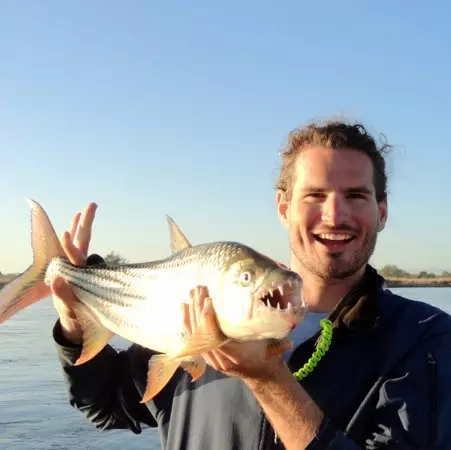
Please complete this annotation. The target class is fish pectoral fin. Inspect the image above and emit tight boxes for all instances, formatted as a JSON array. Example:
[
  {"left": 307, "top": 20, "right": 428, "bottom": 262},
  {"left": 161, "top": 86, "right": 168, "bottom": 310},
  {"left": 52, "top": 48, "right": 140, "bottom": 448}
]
[
  {"left": 72, "top": 304, "right": 114, "bottom": 366},
  {"left": 181, "top": 358, "right": 207, "bottom": 382},
  {"left": 174, "top": 331, "right": 230, "bottom": 359},
  {"left": 141, "top": 354, "right": 181, "bottom": 403},
  {"left": 264, "top": 338, "right": 293, "bottom": 359}
]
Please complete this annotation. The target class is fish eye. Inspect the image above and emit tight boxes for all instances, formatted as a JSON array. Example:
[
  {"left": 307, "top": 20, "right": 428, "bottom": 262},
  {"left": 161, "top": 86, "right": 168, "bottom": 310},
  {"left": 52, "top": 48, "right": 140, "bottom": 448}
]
[{"left": 240, "top": 271, "right": 252, "bottom": 286}]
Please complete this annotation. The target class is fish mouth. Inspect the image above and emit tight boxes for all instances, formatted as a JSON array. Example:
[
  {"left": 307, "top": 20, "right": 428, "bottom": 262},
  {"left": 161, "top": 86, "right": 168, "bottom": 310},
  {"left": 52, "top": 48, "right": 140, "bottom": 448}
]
[{"left": 251, "top": 273, "right": 304, "bottom": 324}]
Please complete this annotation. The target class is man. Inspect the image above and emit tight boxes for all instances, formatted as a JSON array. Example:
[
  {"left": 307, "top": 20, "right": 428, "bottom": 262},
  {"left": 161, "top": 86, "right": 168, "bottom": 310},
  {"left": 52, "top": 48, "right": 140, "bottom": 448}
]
[{"left": 51, "top": 120, "right": 451, "bottom": 449}]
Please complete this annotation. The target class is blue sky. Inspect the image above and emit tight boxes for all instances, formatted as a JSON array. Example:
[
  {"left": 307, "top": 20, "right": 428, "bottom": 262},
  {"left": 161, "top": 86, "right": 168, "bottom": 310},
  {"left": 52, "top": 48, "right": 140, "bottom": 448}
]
[{"left": 1, "top": 1, "right": 450, "bottom": 274}]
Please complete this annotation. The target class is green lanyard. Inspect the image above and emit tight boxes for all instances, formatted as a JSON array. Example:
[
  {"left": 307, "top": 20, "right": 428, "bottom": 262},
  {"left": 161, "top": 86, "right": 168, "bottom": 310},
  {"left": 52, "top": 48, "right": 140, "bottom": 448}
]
[{"left": 292, "top": 319, "right": 333, "bottom": 381}]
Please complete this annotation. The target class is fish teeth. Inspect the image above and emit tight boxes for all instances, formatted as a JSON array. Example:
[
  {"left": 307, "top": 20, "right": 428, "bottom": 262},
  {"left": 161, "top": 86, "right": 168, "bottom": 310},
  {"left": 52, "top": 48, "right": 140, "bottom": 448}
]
[{"left": 278, "top": 285, "right": 284, "bottom": 296}]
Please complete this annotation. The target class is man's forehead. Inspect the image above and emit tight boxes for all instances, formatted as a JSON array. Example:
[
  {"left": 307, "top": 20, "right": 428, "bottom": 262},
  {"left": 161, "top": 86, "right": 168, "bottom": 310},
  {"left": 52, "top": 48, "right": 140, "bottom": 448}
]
[{"left": 294, "top": 146, "right": 374, "bottom": 186}]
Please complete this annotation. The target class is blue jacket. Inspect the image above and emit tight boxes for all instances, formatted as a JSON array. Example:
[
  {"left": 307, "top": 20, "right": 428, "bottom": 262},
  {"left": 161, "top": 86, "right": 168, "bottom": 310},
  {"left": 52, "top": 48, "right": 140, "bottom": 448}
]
[{"left": 53, "top": 264, "right": 451, "bottom": 449}]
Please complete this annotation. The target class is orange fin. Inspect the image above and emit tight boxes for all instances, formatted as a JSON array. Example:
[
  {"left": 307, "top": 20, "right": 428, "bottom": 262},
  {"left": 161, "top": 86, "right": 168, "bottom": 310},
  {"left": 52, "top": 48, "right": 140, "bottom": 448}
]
[
  {"left": 141, "top": 354, "right": 181, "bottom": 403},
  {"left": 0, "top": 199, "right": 65, "bottom": 324},
  {"left": 181, "top": 358, "right": 207, "bottom": 382},
  {"left": 264, "top": 338, "right": 293, "bottom": 359},
  {"left": 172, "top": 330, "right": 229, "bottom": 359},
  {"left": 72, "top": 303, "right": 114, "bottom": 365}
]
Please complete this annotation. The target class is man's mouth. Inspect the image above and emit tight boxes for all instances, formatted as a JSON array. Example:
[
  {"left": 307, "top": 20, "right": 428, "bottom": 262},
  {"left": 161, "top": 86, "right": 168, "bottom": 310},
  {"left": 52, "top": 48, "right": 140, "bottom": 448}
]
[{"left": 313, "top": 232, "right": 356, "bottom": 249}]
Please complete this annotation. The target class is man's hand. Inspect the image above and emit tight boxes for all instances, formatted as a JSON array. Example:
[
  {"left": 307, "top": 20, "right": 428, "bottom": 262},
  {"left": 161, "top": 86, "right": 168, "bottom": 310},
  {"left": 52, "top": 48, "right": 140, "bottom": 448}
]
[
  {"left": 51, "top": 202, "right": 97, "bottom": 345},
  {"left": 184, "top": 285, "right": 292, "bottom": 382},
  {"left": 185, "top": 286, "right": 324, "bottom": 449}
]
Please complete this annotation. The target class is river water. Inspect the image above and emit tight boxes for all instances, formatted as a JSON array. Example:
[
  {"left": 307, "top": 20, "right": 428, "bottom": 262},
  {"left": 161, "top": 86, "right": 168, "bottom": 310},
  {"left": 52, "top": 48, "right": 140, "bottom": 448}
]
[{"left": 1, "top": 287, "right": 450, "bottom": 449}]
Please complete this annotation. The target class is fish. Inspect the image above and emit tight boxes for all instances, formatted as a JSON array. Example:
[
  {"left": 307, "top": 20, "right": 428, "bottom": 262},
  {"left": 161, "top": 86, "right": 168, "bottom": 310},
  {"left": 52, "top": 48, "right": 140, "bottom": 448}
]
[{"left": 0, "top": 199, "right": 306, "bottom": 402}]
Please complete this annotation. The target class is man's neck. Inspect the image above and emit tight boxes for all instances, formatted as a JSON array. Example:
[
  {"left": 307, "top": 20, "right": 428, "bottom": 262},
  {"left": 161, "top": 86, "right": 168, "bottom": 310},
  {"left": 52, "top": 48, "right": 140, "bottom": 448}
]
[{"left": 291, "top": 258, "right": 366, "bottom": 313}]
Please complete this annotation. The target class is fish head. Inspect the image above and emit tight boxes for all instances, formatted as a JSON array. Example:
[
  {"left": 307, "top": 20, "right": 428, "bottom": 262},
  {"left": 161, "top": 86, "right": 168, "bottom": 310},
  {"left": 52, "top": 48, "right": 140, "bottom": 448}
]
[{"left": 213, "top": 245, "right": 306, "bottom": 341}]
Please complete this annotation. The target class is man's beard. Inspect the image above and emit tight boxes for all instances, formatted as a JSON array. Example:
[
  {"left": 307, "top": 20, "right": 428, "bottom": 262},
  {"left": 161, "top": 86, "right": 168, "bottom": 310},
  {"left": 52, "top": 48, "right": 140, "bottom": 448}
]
[{"left": 291, "top": 230, "right": 378, "bottom": 281}]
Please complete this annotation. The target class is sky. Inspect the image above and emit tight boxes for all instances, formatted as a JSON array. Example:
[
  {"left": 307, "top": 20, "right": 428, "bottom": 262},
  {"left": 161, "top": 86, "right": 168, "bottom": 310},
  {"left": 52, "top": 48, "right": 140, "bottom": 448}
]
[{"left": 1, "top": 1, "right": 450, "bottom": 274}]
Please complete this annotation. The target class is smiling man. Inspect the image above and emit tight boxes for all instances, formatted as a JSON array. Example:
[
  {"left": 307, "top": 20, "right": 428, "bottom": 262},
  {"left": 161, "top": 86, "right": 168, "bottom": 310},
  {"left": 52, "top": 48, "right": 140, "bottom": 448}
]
[{"left": 51, "top": 120, "right": 451, "bottom": 449}]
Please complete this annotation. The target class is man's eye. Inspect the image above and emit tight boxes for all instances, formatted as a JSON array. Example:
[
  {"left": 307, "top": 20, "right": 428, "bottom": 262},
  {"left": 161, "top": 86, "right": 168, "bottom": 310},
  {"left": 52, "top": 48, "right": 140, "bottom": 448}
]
[
  {"left": 306, "top": 193, "right": 324, "bottom": 199},
  {"left": 347, "top": 193, "right": 367, "bottom": 200}
]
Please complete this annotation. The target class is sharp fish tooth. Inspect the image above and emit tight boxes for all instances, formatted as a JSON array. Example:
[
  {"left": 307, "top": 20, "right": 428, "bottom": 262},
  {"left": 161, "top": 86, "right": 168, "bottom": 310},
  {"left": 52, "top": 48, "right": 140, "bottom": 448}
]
[
  {"left": 287, "top": 279, "right": 292, "bottom": 287},
  {"left": 277, "top": 302, "right": 280, "bottom": 310},
  {"left": 286, "top": 302, "right": 292, "bottom": 311},
  {"left": 278, "top": 285, "right": 284, "bottom": 296}
]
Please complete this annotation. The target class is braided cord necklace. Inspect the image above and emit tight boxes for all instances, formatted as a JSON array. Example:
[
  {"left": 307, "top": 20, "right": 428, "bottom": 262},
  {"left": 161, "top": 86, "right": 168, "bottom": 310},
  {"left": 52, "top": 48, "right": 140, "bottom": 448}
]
[
  {"left": 292, "top": 318, "right": 334, "bottom": 381},
  {"left": 273, "top": 319, "right": 334, "bottom": 445}
]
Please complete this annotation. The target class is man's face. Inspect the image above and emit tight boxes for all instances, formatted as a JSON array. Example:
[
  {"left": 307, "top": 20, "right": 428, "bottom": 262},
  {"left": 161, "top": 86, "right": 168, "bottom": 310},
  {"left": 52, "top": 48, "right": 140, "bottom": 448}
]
[{"left": 277, "top": 146, "right": 387, "bottom": 281}]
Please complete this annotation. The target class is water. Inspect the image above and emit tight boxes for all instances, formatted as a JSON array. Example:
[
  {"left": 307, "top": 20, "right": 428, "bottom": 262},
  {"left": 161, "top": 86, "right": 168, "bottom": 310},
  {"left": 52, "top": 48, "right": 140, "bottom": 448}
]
[
  {"left": 1, "top": 288, "right": 450, "bottom": 449},
  {"left": 0, "top": 299, "right": 160, "bottom": 450}
]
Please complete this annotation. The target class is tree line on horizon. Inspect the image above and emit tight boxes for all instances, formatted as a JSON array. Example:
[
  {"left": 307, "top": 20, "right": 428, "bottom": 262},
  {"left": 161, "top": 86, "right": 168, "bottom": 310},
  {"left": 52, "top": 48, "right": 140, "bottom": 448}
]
[
  {"left": 379, "top": 264, "right": 451, "bottom": 279},
  {"left": 0, "top": 252, "right": 128, "bottom": 277},
  {"left": 1, "top": 256, "right": 449, "bottom": 280}
]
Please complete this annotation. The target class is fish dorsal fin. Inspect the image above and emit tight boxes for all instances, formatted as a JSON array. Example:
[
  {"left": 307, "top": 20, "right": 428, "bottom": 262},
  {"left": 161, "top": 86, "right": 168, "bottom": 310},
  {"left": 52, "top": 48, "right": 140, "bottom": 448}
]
[{"left": 166, "top": 215, "right": 192, "bottom": 254}]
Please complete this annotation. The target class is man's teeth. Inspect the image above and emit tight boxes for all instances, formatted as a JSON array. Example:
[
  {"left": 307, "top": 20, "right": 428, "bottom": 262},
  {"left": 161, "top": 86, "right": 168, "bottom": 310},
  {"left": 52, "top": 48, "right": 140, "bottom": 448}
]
[{"left": 317, "top": 233, "right": 353, "bottom": 241}]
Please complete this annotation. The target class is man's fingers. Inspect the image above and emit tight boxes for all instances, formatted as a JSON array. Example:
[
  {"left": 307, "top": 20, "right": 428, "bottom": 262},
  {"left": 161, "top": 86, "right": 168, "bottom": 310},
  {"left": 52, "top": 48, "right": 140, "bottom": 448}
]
[
  {"left": 69, "top": 212, "right": 81, "bottom": 241},
  {"left": 182, "top": 303, "right": 192, "bottom": 336},
  {"left": 213, "top": 347, "right": 240, "bottom": 366},
  {"left": 203, "top": 351, "right": 222, "bottom": 371},
  {"left": 51, "top": 276, "right": 78, "bottom": 308},
  {"left": 189, "top": 288, "right": 198, "bottom": 332},
  {"left": 74, "top": 202, "right": 97, "bottom": 256},
  {"left": 193, "top": 286, "right": 207, "bottom": 327},
  {"left": 61, "top": 231, "right": 86, "bottom": 266}
]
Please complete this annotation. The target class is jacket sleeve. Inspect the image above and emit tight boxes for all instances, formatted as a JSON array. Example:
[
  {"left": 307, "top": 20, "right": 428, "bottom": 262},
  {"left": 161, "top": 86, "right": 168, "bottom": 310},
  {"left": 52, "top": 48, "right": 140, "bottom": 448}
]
[
  {"left": 306, "top": 330, "right": 451, "bottom": 449},
  {"left": 53, "top": 320, "right": 158, "bottom": 433}
]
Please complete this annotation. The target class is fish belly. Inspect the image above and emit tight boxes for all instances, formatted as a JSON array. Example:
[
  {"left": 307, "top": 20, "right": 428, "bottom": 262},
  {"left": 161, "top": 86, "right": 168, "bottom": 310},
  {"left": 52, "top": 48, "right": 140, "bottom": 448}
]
[{"left": 71, "top": 278, "right": 190, "bottom": 356}]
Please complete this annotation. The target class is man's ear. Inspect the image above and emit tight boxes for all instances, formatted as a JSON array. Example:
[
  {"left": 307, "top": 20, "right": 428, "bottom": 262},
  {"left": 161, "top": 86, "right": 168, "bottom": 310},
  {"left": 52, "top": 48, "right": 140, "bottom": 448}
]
[
  {"left": 276, "top": 190, "right": 289, "bottom": 229},
  {"left": 377, "top": 199, "right": 388, "bottom": 232}
]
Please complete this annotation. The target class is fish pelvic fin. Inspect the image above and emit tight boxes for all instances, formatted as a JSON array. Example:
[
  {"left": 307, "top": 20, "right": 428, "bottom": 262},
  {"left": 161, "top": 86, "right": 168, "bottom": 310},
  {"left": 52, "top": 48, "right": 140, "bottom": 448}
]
[
  {"left": 181, "top": 357, "right": 206, "bottom": 382},
  {"left": 0, "top": 198, "right": 66, "bottom": 324},
  {"left": 264, "top": 338, "right": 293, "bottom": 359},
  {"left": 141, "top": 354, "right": 182, "bottom": 403},
  {"left": 166, "top": 215, "right": 192, "bottom": 254},
  {"left": 141, "top": 354, "right": 206, "bottom": 403},
  {"left": 72, "top": 303, "right": 114, "bottom": 366}
]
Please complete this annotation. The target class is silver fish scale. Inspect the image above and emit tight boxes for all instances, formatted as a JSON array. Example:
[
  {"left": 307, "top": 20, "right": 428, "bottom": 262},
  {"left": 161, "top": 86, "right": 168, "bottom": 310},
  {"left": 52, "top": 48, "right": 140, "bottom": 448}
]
[{"left": 47, "top": 242, "right": 248, "bottom": 330}]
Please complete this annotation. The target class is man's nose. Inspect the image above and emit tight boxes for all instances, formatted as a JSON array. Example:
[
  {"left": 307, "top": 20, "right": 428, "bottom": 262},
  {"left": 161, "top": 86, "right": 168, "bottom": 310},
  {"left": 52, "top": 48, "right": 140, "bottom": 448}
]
[{"left": 321, "top": 194, "right": 349, "bottom": 226}]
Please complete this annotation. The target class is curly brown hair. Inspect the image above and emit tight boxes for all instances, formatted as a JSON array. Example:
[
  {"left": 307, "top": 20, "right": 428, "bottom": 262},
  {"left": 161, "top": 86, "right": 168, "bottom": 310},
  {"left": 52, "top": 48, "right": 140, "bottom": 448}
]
[{"left": 276, "top": 120, "right": 391, "bottom": 202}]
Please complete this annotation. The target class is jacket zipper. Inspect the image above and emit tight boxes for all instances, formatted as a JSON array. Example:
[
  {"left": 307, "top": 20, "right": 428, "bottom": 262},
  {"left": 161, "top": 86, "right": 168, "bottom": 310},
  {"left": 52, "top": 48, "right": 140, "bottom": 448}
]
[{"left": 426, "top": 351, "right": 437, "bottom": 447}]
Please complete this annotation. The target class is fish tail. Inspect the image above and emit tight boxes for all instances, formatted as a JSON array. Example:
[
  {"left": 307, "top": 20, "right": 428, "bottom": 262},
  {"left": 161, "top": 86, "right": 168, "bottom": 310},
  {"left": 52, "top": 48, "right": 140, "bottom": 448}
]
[{"left": 0, "top": 198, "right": 66, "bottom": 323}]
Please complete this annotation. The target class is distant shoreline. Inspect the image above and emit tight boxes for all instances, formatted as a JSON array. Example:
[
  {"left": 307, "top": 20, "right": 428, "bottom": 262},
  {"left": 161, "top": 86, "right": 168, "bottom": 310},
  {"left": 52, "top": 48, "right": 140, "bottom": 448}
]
[
  {"left": 2, "top": 275, "right": 451, "bottom": 290},
  {"left": 385, "top": 277, "right": 451, "bottom": 288},
  {"left": 0, "top": 275, "right": 17, "bottom": 288}
]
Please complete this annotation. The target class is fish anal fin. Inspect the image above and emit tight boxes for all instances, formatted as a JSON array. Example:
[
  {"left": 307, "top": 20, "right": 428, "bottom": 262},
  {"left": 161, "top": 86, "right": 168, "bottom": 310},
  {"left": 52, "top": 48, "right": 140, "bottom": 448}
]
[
  {"left": 181, "top": 358, "right": 207, "bottom": 382},
  {"left": 166, "top": 215, "right": 192, "bottom": 254},
  {"left": 72, "top": 304, "right": 114, "bottom": 366},
  {"left": 174, "top": 330, "right": 229, "bottom": 359},
  {"left": 141, "top": 354, "right": 181, "bottom": 403},
  {"left": 174, "top": 299, "right": 229, "bottom": 359},
  {"left": 264, "top": 338, "right": 293, "bottom": 359}
]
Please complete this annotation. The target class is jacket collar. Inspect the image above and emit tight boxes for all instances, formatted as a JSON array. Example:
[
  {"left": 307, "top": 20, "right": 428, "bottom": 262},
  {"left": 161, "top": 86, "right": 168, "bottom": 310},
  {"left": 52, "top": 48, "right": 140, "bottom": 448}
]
[{"left": 327, "top": 264, "right": 385, "bottom": 333}]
